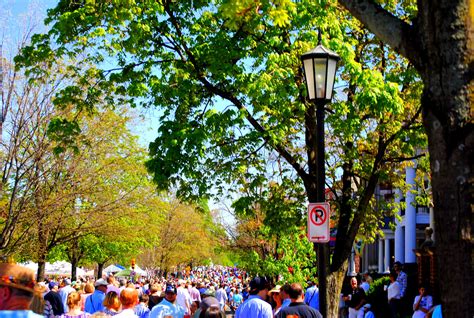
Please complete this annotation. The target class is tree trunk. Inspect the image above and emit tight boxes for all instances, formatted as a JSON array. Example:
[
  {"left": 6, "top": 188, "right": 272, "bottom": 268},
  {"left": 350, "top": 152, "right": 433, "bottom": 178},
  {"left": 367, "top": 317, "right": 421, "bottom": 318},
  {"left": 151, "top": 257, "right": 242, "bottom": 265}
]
[
  {"left": 326, "top": 260, "right": 349, "bottom": 318},
  {"left": 337, "top": 0, "right": 473, "bottom": 316},
  {"left": 422, "top": 82, "right": 473, "bottom": 316},
  {"left": 97, "top": 262, "right": 104, "bottom": 279},
  {"left": 37, "top": 261, "right": 46, "bottom": 282},
  {"left": 71, "top": 258, "right": 77, "bottom": 281},
  {"left": 417, "top": 1, "right": 473, "bottom": 316}
]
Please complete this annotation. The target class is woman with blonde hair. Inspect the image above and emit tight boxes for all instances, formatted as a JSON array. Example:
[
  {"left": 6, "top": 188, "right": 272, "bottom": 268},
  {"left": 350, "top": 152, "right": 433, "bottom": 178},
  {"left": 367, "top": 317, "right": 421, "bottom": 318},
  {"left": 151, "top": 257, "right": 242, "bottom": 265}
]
[
  {"left": 102, "top": 291, "right": 121, "bottom": 315},
  {"left": 58, "top": 292, "right": 91, "bottom": 318},
  {"left": 30, "top": 283, "right": 47, "bottom": 315},
  {"left": 81, "top": 283, "right": 95, "bottom": 311}
]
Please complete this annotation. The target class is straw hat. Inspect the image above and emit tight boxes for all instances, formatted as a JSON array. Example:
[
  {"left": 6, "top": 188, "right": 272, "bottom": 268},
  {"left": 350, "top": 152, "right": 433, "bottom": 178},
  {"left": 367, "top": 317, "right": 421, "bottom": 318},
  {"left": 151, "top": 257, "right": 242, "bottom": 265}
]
[{"left": 0, "top": 263, "right": 36, "bottom": 293}]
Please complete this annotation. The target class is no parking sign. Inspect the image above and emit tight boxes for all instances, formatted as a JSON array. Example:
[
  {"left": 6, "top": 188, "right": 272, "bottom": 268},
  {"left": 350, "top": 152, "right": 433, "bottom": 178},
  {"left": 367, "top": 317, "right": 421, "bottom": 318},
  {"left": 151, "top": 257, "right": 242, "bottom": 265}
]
[{"left": 307, "top": 202, "right": 330, "bottom": 243}]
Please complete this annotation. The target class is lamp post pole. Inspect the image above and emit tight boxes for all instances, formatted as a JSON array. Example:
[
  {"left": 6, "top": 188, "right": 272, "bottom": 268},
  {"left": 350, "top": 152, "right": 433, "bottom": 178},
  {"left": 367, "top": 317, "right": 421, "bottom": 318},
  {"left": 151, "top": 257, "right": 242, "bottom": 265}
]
[
  {"left": 301, "top": 32, "right": 339, "bottom": 318},
  {"left": 316, "top": 99, "right": 329, "bottom": 317}
]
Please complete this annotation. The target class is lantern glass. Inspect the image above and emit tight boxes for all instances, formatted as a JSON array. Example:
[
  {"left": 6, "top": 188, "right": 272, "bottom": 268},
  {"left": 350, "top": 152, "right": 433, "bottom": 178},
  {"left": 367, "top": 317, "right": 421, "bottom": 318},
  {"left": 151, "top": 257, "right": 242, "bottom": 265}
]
[
  {"left": 303, "top": 58, "right": 315, "bottom": 99},
  {"left": 314, "top": 58, "right": 327, "bottom": 99},
  {"left": 326, "top": 58, "right": 337, "bottom": 100}
]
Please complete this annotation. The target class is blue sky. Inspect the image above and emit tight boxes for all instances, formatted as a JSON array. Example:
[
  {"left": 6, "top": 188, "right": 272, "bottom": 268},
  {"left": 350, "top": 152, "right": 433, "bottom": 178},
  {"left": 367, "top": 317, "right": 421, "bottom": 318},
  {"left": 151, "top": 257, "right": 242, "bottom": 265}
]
[{"left": 1, "top": 0, "right": 161, "bottom": 147}]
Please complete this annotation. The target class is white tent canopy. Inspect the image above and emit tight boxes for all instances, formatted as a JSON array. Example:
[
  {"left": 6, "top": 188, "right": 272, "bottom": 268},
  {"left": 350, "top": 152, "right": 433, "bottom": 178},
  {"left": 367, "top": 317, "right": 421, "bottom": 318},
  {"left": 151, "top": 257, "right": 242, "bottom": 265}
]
[
  {"left": 104, "top": 264, "right": 124, "bottom": 275},
  {"left": 133, "top": 265, "right": 146, "bottom": 276},
  {"left": 20, "top": 261, "right": 87, "bottom": 277}
]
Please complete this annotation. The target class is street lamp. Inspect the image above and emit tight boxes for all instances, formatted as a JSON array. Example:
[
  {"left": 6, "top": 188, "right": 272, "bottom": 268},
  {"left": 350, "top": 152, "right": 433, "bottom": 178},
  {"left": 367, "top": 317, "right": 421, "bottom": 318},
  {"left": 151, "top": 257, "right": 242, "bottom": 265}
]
[
  {"left": 301, "top": 34, "right": 339, "bottom": 318},
  {"left": 301, "top": 37, "right": 340, "bottom": 103}
]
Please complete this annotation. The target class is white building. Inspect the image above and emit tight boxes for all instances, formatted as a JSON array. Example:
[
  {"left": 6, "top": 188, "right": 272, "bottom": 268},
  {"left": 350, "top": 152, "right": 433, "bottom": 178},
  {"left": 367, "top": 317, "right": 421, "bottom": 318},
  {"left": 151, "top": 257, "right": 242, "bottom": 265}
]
[{"left": 349, "top": 164, "right": 434, "bottom": 275}]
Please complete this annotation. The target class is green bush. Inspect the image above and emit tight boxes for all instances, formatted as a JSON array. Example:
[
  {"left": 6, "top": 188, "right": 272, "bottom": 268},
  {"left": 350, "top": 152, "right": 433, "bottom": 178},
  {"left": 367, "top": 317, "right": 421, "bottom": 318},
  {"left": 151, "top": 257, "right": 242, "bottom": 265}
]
[{"left": 367, "top": 276, "right": 390, "bottom": 316}]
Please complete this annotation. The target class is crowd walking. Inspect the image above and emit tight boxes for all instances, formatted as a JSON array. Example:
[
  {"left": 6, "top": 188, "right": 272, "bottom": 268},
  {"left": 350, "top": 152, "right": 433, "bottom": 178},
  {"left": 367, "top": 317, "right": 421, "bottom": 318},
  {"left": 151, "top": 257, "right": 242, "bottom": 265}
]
[{"left": 1, "top": 262, "right": 441, "bottom": 318}]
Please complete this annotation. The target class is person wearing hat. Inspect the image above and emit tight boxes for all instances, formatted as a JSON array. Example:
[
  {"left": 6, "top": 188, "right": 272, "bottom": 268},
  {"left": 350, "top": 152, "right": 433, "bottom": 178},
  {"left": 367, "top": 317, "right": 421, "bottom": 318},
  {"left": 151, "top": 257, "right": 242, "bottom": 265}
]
[
  {"left": 268, "top": 285, "right": 282, "bottom": 315},
  {"left": 149, "top": 284, "right": 185, "bottom": 318},
  {"left": 234, "top": 276, "right": 272, "bottom": 318},
  {"left": 84, "top": 278, "right": 108, "bottom": 314},
  {"left": 361, "top": 303, "right": 374, "bottom": 318},
  {"left": 194, "top": 296, "right": 222, "bottom": 318},
  {"left": 0, "top": 262, "right": 42, "bottom": 316},
  {"left": 44, "top": 281, "right": 66, "bottom": 316}
]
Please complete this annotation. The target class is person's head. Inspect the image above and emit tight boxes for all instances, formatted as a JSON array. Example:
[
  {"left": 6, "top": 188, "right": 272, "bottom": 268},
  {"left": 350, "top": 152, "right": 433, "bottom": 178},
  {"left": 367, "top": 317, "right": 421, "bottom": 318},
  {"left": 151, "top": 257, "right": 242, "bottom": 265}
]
[
  {"left": 84, "top": 282, "right": 95, "bottom": 294},
  {"left": 67, "top": 292, "right": 82, "bottom": 310},
  {"left": 0, "top": 263, "right": 36, "bottom": 310},
  {"left": 418, "top": 285, "right": 427, "bottom": 296},
  {"left": 94, "top": 279, "right": 108, "bottom": 293},
  {"left": 149, "top": 284, "right": 160, "bottom": 294},
  {"left": 164, "top": 284, "right": 177, "bottom": 303},
  {"left": 103, "top": 291, "right": 121, "bottom": 311},
  {"left": 49, "top": 281, "right": 59, "bottom": 292},
  {"left": 362, "top": 303, "right": 371, "bottom": 312},
  {"left": 280, "top": 284, "right": 291, "bottom": 300},
  {"left": 288, "top": 283, "right": 304, "bottom": 301},
  {"left": 107, "top": 275, "right": 115, "bottom": 285},
  {"left": 249, "top": 276, "right": 270, "bottom": 297},
  {"left": 389, "top": 271, "right": 398, "bottom": 282},
  {"left": 30, "top": 283, "right": 47, "bottom": 314},
  {"left": 268, "top": 285, "right": 281, "bottom": 304},
  {"left": 120, "top": 288, "right": 139, "bottom": 309},
  {"left": 203, "top": 306, "right": 226, "bottom": 318},
  {"left": 139, "top": 293, "right": 149, "bottom": 304},
  {"left": 199, "top": 296, "right": 220, "bottom": 318},
  {"left": 350, "top": 277, "right": 358, "bottom": 289},
  {"left": 393, "top": 261, "right": 403, "bottom": 273}
]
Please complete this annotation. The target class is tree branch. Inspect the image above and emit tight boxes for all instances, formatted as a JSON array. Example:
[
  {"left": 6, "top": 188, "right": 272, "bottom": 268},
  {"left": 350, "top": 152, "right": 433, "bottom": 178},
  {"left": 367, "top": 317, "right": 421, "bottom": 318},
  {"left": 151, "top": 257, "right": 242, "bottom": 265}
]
[
  {"left": 338, "top": 0, "right": 421, "bottom": 69},
  {"left": 163, "top": 3, "right": 308, "bottom": 181}
]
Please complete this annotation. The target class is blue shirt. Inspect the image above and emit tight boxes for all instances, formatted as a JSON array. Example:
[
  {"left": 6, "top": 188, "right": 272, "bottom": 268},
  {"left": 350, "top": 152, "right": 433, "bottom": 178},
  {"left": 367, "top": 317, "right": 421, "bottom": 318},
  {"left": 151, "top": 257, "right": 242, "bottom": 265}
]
[
  {"left": 84, "top": 289, "right": 106, "bottom": 314},
  {"left": 281, "top": 298, "right": 291, "bottom": 308},
  {"left": 149, "top": 299, "right": 185, "bottom": 318},
  {"left": 134, "top": 303, "right": 150, "bottom": 318},
  {"left": 396, "top": 271, "right": 407, "bottom": 297},
  {"left": 0, "top": 311, "right": 44, "bottom": 318},
  {"left": 304, "top": 286, "right": 320, "bottom": 310},
  {"left": 235, "top": 295, "right": 272, "bottom": 318}
]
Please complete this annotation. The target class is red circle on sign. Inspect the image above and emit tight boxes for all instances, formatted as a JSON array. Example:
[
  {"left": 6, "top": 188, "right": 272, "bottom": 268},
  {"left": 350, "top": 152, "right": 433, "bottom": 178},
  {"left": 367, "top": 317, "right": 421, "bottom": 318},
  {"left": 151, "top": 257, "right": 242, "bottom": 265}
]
[{"left": 310, "top": 207, "right": 327, "bottom": 226}]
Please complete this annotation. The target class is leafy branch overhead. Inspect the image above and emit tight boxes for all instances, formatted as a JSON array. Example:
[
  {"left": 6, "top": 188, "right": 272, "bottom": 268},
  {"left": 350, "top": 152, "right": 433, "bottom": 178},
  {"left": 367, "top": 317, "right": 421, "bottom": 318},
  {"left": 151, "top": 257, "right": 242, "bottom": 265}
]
[{"left": 16, "top": 0, "right": 424, "bottom": 201}]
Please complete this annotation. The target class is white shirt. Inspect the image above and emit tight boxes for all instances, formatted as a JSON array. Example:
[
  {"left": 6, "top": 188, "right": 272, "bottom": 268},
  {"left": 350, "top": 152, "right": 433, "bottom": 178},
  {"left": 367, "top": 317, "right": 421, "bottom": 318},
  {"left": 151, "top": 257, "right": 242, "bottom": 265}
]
[
  {"left": 412, "top": 295, "right": 433, "bottom": 318},
  {"left": 176, "top": 287, "right": 191, "bottom": 314},
  {"left": 387, "top": 281, "right": 401, "bottom": 301},
  {"left": 115, "top": 308, "right": 138, "bottom": 318},
  {"left": 215, "top": 288, "right": 228, "bottom": 307}
]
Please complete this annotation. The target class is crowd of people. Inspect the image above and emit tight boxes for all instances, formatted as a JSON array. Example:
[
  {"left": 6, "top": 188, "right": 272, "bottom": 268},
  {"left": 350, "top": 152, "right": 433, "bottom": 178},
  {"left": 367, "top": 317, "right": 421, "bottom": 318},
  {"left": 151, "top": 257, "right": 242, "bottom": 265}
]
[{"left": 1, "top": 262, "right": 442, "bottom": 318}]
